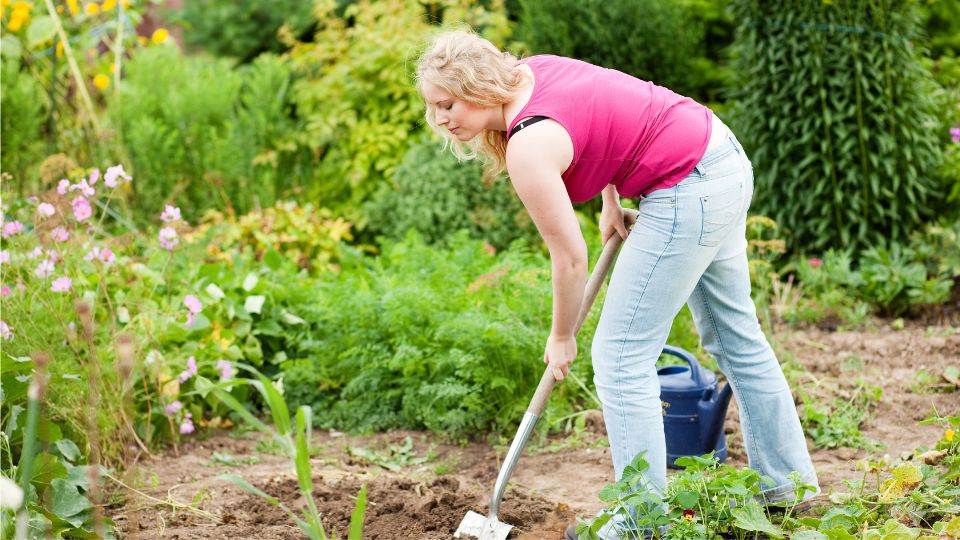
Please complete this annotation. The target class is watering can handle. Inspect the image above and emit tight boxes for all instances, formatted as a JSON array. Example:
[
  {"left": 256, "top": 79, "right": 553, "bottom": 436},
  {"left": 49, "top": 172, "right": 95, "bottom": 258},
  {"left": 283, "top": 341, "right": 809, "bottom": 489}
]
[
  {"left": 527, "top": 209, "right": 638, "bottom": 416},
  {"left": 660, "top": 345, "right": 708, "bottom": 387}
]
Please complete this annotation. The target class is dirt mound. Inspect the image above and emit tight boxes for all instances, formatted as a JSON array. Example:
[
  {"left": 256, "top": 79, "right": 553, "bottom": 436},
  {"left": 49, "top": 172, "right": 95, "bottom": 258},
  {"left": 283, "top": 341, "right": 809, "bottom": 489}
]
[{"left": 232, "top": 474, "right": 572, "bottom": 539}]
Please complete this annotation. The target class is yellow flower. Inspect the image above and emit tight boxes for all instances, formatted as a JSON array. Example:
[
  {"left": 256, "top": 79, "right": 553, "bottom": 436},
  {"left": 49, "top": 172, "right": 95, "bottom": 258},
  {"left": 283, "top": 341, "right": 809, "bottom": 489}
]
[
  {"left": 56, "top": 4, "right": 62, "bottom": 12},
  {"left": 101, "top": 0, "right": 114, "bottom": 9},
  {"left": 93, "top": 74, "right": 110, "bottom": 90},
  {"left": 56, "top": 41, "right": 64, "bottom": 58},
  {"left": 151, "top": 27, "right": 168, "bottom": 44},
  {"left": 137, "top": 35, "right": 147, "bottom": 46},
  {"left": 84, "top": 2, "right": 98, "bottom": 15},
  {"left": 1, "top": 0, "right": 10, "bottom": 9},
  {"left": 67, "top": 0, "right": 78, "bottom": 14},
  {"left": 947, "top": 429, "right": 955, "bottom": 442},
  {"left": 7, "top": 14, "right": 24, "bottom": 31}
]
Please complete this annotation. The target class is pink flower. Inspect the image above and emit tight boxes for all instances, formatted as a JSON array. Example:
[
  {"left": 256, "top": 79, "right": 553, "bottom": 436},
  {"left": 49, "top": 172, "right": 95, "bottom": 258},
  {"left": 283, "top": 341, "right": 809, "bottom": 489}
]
[
  {"left": 51, "top": 276, "right": 72, "bottom": 292},
  {"left": 216, "top": 359, "right": 235, "bottom": 380},
  {"left": 27, "top": 247, "right": 43, "bottom": 259},
  {"left": 71, "top": 197, "right": 92, "bottom": 222},
  {"left": 808, "top": 258, "right": 822, "bottom": 269},
  {"left": 2, "top": 221, "right": 24, "bottom": 238},
  {"left": 45, "top": 249, "right": 60, "bottom": 263},
  {"left": 160, "top": 204, "right": 182, "bottom": 223},
  {"left": 84, "top": 246, "right": 115, "bottom": 264},
  {"left": 1, "top": 286, "right": 10, "bottom": 297},
  {"left": 158, "top": 226, "right": 179, "bottom": 251},
  {"left": 178, "top": 356, "right": 198, "bottom": 383},
  {"left": 37, "top": 203, "right": 56, "bottom": 218},
  {"left": 70, "top": 179, "right": 95, "bottom": 197},
  {"left": 0, "top": 321, "right": 12, "bottom": 341},
  {"left": 104, "top": 164, "right": 132, "bottom": 188},
  {"left": 0, "top": 250, "right": 8, "bottom": 264},
  {"left": 51, "top": 227, "right": 70, "bottom": 242},
  {"left": 57, "top": 179, "right": 71, "bottom": 195},
  {"left": 35, "top": 259, "right": 55, "bottom": 278},
  {"left": 951, "top": 127, "right": 960, "bottom": 144},
  {"left": 165, "top": 400, "right": 183, "bottom": 416},
  {"left": 179, "top": 412, "right": 194, "bottom": 434},
  {"left": 184, "top": 295, "right": 202, "bottom": 314},
  {"left": 89, "top": 168, "right": 100, "bottom": 185}
]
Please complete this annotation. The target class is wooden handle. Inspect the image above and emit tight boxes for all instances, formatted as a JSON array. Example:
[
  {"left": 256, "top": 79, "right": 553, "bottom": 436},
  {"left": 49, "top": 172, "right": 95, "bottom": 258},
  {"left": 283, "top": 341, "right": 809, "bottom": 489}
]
[{"left": 527, "top": 208, "right": 637, "bottom": 416}]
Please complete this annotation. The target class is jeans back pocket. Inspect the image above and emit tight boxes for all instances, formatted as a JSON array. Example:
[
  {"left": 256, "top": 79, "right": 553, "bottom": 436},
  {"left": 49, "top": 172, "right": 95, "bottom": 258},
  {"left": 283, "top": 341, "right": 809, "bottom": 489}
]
[{"left": 698, "top": 181, "right": 743, "bottom": 247}]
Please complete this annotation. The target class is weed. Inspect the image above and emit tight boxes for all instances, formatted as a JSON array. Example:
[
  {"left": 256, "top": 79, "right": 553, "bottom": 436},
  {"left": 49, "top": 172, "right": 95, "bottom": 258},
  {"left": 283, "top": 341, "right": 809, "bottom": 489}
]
[
  {"left": 207, "top": 452, "right": 261, "bottom": 467},
  {"left": 800, "top": 380, "right": 883, "bottom": 450},
  {"left": 347, "top": 436, "right": 430, "bottom": 472}
]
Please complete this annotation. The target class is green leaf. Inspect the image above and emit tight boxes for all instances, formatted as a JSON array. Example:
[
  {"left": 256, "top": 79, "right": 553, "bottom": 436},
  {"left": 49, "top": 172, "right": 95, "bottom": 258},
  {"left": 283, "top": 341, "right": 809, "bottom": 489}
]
[
  {"left": 27, "top": 16, "right": 56, "bottom": 48},
  {"left": 0, "top": 35, "right": 22, "bottom": 59},
  {"left": 54, "top": 439, "right": 81, "bottom": 464},
  {"left": 244, "top": 295, "right": 265, "bottom": 314},
  {"left": 210, "top": 387, "right": 292, "bottom": 454},
  {"left": 348, "top": 483, "right": 367, "bottom": 540},
  {"left": 264, "top": 249, "right": 284, "bottom": 271},
  {"left": 50, "top": 478, "right": 92, "bottom": 528},
  {"left": 598, "top": 483, "right": 620, "bottom": 504},
  {"left": 242, "top": 273, "right": 259, "bottom": 291},
  {"left": 792, "top": 531, "right": 828, "bottom": 540},
  {"left": 674, "top": 491, "right": 699, "bottom": 509},
  {"left": 205, "top": 283, "right": 225, "bottom": 300},
  {"left": 256, "top": 374, "right": 291, "bottom": 437},
  {"left": 731, "top": 499, "right": 783, "bottom": 539}
]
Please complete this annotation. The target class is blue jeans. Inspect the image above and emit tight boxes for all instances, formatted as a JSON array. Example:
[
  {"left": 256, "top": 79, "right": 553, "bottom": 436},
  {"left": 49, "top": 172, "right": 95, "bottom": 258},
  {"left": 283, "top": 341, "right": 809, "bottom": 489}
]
[{"left": 590, "top": 132, "right": 818, "bottom": 533}]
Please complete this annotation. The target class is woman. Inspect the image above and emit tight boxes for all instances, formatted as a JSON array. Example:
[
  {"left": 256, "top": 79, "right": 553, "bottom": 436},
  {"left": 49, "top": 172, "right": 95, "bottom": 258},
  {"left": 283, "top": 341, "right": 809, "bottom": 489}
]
[{"left": 416, "top": 30, "right": 819, "bottom": 538}]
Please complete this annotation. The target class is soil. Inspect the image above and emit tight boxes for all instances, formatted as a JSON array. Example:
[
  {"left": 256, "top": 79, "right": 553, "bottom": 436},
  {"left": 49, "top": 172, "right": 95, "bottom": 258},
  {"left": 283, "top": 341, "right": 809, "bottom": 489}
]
[{"left": 109, "top": 319, "right": 959, "bottom": 539}]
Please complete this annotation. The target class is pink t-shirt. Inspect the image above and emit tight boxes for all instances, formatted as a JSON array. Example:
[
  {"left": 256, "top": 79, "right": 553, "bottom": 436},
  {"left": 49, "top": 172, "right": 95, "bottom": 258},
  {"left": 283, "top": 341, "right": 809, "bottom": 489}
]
[{"left": 506, "top": 55, "right": 712, "bottom": 203}]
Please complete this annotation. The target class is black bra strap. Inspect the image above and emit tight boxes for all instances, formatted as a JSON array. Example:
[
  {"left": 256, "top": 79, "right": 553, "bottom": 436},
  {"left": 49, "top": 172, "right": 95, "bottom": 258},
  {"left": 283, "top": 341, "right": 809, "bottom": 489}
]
[{"left": 508, "top": 115, "right": 550, "bottom": 139}]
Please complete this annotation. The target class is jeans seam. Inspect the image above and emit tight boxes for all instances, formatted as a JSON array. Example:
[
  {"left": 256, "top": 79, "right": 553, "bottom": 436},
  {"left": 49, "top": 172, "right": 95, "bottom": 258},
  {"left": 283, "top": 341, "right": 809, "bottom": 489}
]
[
  {"left": 694, "top": 279, "right": 765, "bottom": 475},
  {"left": 613, "top": 193, "right": 677, "bottom": 471}
]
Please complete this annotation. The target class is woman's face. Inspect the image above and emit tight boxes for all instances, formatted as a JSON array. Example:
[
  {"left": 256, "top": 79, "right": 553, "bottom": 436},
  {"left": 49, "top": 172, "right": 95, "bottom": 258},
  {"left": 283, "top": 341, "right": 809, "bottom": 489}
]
[{"left": 421, "top": 81, "right": 489, "bottom": 142}]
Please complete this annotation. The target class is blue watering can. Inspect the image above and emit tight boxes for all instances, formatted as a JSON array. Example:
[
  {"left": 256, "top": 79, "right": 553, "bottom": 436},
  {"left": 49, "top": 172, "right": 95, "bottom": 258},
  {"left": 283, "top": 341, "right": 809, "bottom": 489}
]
[{"left": 658, "top": 345, "right": 734, "bottom": 469}]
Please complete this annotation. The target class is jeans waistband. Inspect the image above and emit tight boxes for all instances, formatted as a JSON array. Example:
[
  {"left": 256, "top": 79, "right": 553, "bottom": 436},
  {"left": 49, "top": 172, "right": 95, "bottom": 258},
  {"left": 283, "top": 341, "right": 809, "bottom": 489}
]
[{"left": 697, "top": 131, "right": 742, "bottom": 169}]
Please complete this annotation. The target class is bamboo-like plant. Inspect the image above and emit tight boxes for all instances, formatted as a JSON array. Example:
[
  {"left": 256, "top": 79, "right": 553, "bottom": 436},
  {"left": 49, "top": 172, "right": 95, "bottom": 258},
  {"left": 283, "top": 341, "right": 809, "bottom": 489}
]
[
  {"left": 211, "top": 367, "right": 365, "bottom": 539},
  {"left": 730, "top": 0, "right": 947, "bottom": 253}
]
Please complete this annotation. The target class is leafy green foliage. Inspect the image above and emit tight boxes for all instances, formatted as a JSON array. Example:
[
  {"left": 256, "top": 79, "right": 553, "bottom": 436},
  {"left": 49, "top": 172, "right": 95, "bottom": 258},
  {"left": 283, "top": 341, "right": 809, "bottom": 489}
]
[
  {"left": 174, "top": 0, "right": 314, "bottom": 62},
  {"left": 730, "top": 0, "right": 947, "bottom": 253},
  {"left": 789, "top": 221, "right": 959, "bottom": 322},
  {"left": 365, "top": 136, "right": 537, "bottom": 250},
  {"left": 282, "top": 1, "right": 446, "bottom": 222},
  {"left": 281, "top": 230, "right": 599, "bottom": 435},
  {"left": 799, "top": 380, "right": 882, "bottom": 450},
  {"left": 515, "top": 0, "right": 705, "bottom": 98},
  {"left": 0, "top": 59, "right": 47, "bottom": 195},
  {"left": 111, "top": 47, "right": 305, "bottom": 217}
]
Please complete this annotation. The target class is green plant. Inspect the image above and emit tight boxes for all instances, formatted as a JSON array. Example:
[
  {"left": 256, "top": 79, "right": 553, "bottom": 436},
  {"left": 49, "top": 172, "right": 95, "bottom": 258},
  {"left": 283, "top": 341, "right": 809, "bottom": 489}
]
[
  {"left": 365, "top": 136, "right": 536, "bottom": 251},
  {"left": 730, "top": 0, "right": 947, "bottom": 253},
  {"left": 214, "top": 365, "right": 367, "bottom": 540},
  {"left": 174, "top": 0, "right": 314, "bottom": 62},
  {"left": 515, "top": 0, "right": 705, "bottom": 99},
  {"left": 111, "top": 46, "right": 305, "bottom": 217},
  {"left": 283, "top": 0, "right": 511, "bottom": 224},
  {"left": 799, "top": 380, "right": 882, "bottom": 450},
  {"left": 347, "top": 436, "right": 430, "bottom": 472},
  {"left": 0, "top": 58, "right": 47, "bottom": 195}
]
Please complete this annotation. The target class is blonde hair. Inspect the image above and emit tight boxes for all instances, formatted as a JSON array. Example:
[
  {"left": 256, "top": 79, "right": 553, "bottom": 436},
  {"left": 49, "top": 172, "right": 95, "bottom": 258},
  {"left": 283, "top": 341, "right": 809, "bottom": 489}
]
[{"left": 416, "top": 30, "right": 527, "bottom": 179}]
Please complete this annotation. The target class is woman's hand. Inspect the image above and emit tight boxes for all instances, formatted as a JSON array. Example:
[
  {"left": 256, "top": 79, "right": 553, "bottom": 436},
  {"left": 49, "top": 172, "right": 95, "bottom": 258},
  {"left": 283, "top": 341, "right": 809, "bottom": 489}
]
[
  {"left": 544, "top": 333, "right": 577, "bottom": 380},
  {"left": 599, "top": 200, "right": 630, "bottom": 245},
  {"left": 599, "top": 184, "right": 636, "bottom": 244}
]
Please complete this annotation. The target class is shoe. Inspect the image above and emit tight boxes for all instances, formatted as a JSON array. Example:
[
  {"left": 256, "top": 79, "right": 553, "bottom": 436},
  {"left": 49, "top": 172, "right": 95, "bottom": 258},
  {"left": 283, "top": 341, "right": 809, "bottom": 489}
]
[{"left": 766, "top": 495, "right": 820, "bottom": 514}]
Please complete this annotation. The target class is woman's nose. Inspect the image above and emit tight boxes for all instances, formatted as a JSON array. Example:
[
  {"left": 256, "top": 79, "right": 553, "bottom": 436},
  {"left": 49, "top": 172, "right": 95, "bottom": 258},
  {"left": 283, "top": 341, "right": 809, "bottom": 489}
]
[{"left": 436, "top": 111, "right": 448, "bottom": 125}]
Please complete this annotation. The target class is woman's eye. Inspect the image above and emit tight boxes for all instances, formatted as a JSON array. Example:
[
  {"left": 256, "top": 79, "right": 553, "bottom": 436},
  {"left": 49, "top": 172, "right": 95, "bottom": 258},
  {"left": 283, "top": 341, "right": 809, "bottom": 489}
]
[{"left": 444, "top": 103, "right": 453, "bottom": 110}]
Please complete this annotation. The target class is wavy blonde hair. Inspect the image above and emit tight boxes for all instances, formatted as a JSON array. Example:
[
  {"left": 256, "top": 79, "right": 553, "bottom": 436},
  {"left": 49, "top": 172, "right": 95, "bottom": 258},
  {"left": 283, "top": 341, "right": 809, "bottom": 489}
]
[{"left": 416, "top": 30, "right": 527, "bottom": 179}]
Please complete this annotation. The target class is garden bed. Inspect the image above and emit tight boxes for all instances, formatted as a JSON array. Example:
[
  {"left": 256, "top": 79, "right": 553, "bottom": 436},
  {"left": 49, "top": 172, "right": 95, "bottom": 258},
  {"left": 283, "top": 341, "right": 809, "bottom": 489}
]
[{"left": 109, "top": 320, "right": 958, "bottom": 538}]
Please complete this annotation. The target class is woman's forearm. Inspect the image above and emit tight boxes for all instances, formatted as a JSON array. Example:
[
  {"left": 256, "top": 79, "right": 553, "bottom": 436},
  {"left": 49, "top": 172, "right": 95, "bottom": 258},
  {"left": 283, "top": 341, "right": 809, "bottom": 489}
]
[{"left": 550, "top": 252, "right": 588, "bottom": 338}]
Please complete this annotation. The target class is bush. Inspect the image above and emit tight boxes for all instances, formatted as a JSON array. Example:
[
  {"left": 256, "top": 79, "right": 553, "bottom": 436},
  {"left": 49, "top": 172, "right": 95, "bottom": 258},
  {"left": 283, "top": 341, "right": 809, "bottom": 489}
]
[
  {"left": 110, "top": 46, "right": 305, "bottom": 217},
  {"left": 1, "top": 59, "right": 47, "bottom": 194},
  {"left": 281, "top": 231, "right": 595, "bottom": 435},
  {"left": 730, "top": 0, "right": 947, "bottom": 253},
  {"left": 175, "top": 0, "right": 314, "bottom": 62},
  {"left": 365, "top": 137, "right": 537, "bottom": 251},
  {"left": 514, "top": 0, "right": 705, "bottom": 98}
]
